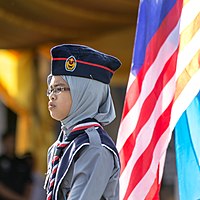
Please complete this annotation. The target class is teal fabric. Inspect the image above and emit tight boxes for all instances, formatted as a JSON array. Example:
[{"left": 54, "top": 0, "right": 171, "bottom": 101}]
[{"left": 175, "top": 92, "right": 200, "bottom": 200}]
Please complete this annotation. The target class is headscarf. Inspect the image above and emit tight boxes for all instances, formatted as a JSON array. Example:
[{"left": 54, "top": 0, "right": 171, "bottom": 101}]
[{"left": 47, "top": 75, "right": 116, "bottom": 130}]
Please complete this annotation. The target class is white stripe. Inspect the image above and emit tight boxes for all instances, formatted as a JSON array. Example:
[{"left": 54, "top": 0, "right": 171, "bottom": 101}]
[
  {"left": 126, "top": 73, "right": 136, "bottom": 91},
  {"left": 116, "top": 20, "right": 180, "bottom": 151},
  {"left": 72, "top": 121, "right": 101, "bottom": 129},
  {"left": 171, "top": 69, "right": 200, "bottom": 130},
  {"left": 159, "top": 151, "right": 167, "bottom": 184},
  {"left": 120, "top": 72, "right": 176, "bottom": 199},
  {"left": 179, "top": 0, "right": 200, "bottom": 33},
  {"left": 176, "top": 29, "right": 200, "bottom": 77}
]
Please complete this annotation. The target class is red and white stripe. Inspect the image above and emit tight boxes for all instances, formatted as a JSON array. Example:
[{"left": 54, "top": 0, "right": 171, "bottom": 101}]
[{"left": 71, "top": 121, "right": 102, "bottom": 132}]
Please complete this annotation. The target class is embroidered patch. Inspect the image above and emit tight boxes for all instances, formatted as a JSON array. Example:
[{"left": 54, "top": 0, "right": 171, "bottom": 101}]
[{"left": 65, "top": 56, "right": 77, "bottom": 71}]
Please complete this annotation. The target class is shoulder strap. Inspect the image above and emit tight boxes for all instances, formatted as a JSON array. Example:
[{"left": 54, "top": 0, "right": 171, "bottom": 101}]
[{"left": 85, "top": 127, "right": 102, "bottom": 146}]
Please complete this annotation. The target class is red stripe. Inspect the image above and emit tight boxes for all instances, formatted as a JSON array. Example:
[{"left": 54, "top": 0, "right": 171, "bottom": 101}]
[
  {"left": 57, "top": 143, "right": 69, "bottom": 148},
  {"left": 123, "top": 101, "right": 173, "bottom": 200},
  {"left": 145, "top": 167, "right": 160, "bottom": 200},
  {"left": 121, "top": 0, "right": 183, "bottom": 121},
  {"left": 52, "top": 167, "right": 58, "bottom": 174},
  {"left": 119, "top": 50, "right": 178, "bottom": 174},
  {"left": 47, "top": 194, "right": 52, "bottom": 200},
  {"left": 50, "top": 179, "right": 55, "bottom": 187},
  {"left": 52, "top": 156, "right": 59, "bottom": 163},
  {"left": 77, "top": 60, "right": 114, "bottom": 73},
  {"left": 71, "top": 124, "right": 102, "bottom": 133},
  {"left": 52, "top": 58, "right": 114, "bottom": 73},
  {"left": 52, "top": 58, "right": 66, "bottom": 60}
]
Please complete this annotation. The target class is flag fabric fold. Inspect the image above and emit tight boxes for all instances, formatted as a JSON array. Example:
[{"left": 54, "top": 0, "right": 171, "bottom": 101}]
[{"left": 116, "top": 0, "right": 200, "bottom": 199}]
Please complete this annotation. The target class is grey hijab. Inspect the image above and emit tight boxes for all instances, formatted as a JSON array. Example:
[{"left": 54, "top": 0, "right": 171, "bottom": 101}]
[{"left": 48, "top": 75, "right": 116, "bottom": 129}]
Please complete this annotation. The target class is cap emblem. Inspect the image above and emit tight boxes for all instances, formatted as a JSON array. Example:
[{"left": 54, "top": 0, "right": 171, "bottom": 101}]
[{"left": 65, "top": 56, "right": 76, "bottom": 71}]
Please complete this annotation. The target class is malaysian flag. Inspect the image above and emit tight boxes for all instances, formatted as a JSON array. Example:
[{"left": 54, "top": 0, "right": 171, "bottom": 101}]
[{"left": 116, "top": 0, "right": 200, "bottom": 199}]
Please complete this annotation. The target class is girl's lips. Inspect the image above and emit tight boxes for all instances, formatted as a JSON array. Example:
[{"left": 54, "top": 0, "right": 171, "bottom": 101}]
[{"left": 48, "top": 102, "right": 56, "bottom": 110}]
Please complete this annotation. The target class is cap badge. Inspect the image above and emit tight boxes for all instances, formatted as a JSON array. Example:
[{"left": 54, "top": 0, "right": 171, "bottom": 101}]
[{"left": 65, "top": 56, "right": 76, "bottom": 71}]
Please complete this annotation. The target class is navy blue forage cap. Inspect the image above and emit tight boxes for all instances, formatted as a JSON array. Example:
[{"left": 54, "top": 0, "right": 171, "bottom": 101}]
[{"left": 50, "top": 44, "right": 121, "bottom": 84}]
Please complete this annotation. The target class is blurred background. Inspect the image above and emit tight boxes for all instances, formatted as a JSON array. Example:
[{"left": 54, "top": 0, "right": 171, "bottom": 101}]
[{"left": 0, "top": 0, "right": 178, "bottom": 199}]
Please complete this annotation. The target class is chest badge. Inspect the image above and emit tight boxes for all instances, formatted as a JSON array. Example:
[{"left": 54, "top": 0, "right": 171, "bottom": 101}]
[{"left": 65, "top": 56, "right": 77, "bottom": 72}]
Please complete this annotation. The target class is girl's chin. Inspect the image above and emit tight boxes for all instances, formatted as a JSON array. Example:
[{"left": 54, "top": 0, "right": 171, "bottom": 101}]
[
  {"left": 49, "top": 111, "right": 68, "bottom": 121},
  {"left": 50, "top": 112, "right": 62, "bottom": 121}
]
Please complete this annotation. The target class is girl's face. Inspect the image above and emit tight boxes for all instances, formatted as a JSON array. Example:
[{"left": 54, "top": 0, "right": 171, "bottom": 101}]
[{"left": 47, "top": 76, "right": 72, "bottom": 121}]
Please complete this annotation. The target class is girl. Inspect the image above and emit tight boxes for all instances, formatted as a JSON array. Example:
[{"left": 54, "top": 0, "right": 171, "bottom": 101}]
[{"left": 44, "top": 44, "right": 121, "bottom": 200}]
